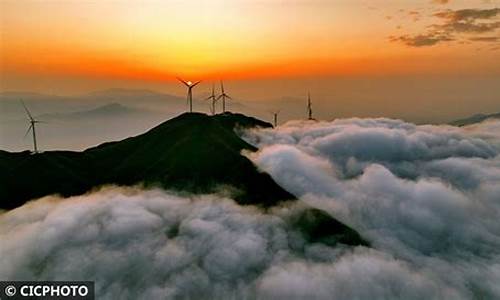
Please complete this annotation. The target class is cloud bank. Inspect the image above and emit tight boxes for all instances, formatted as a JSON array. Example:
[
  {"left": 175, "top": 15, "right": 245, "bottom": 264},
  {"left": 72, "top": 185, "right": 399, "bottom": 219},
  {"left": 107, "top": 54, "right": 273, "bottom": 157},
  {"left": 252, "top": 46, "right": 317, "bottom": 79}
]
[
  {"left": 1, "top": 187, "right": 423, "bottom": 299},
  {"left": 432, "top": 0, "right": 451, "bottom": 4},
  {"left": 1, "top": 118, "right": 500, "bottom": 299},
  {"left": 390, "top": 7, "right": 500, "bottom": 47},
  {"left": 244, "top": 118, "right": 500, "bottom": 299}
]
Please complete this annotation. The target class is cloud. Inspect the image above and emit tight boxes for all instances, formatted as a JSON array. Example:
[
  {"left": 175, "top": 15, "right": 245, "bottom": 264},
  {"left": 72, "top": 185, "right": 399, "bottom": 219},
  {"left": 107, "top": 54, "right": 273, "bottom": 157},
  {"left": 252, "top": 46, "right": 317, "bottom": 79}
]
[
  {"left": 0, "top": 187, "right": 467, "bottom": 299},
  {"left": 432, "top": 0, "right": 451, "bottom": 4},
  {"left": 433, "top": 19, "right": 500, "bottom": 34},
  {"left": 408, "top": 11, "right": 421, "bottom": 22},
  {"left": 389, "top": 33, "right": 454, "bottom": 46},
  {"left": 0, "top": 188, "right": 347, "bottom": 298},
  {"left": 245, "top": 118, "right": 500, "bottom": 299},
  {"left": 2, "top": 118, "right": 500, "bottom": 299},
  {"left": 434, "top": 8, "right": 500, "bottom": 22},
  {"left": 390, "top": 7, "right": 500, "bottom": 47},
  {"left": 469, "top": 36, "right": 499, "bottom": 41},
  {"left": 256, "top": 249, "right": 460, "bottom": 300}
]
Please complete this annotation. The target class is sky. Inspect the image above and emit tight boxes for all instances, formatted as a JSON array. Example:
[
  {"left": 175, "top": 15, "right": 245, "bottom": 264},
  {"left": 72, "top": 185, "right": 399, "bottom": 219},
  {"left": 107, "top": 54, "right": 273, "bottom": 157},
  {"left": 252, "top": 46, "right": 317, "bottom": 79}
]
[{"left": 1, "top": 0, "right": 499, "bottom": 121}]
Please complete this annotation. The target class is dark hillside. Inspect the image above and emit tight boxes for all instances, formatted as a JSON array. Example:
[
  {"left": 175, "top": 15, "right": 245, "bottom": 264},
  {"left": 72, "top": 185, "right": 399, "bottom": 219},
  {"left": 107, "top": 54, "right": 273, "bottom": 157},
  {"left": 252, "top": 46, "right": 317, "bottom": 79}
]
[
  {"left": 0, "top": 113, "right": 289, "bottom": 209},
  {"left": 0, "top": 112, "right": 368, "bottom": 247}
]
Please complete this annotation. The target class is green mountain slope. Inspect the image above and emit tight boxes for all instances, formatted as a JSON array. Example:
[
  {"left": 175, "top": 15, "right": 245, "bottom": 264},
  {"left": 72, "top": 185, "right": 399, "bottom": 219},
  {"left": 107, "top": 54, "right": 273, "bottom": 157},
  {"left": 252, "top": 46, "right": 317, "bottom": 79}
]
[{"left": 0, "top": 112, "right": 292, "bottom": 209}]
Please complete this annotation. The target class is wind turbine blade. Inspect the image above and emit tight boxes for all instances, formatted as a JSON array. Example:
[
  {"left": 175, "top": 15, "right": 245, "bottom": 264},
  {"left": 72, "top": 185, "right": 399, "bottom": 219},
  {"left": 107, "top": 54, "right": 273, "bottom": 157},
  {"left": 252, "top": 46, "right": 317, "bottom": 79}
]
[
  {"left": 191, "top": 80, "right": 201, "bottom": 87},
  {"left": 220, "top": 80, "right": 226, "bottom": 93},
  {"left": 21, "top": 100, "right": 34, "bottom": 121},
  {"left": 24, "top": 124, "right": 33, "bottom": 138},
  {"left": 176, "top": 77, "right": 189, "bottom": 87},
  {"left": 225, "top": 94, "right": 232, "bottom": 100},
  {"left": 216, "top": 94, "right": 223, "bottom": 100}
]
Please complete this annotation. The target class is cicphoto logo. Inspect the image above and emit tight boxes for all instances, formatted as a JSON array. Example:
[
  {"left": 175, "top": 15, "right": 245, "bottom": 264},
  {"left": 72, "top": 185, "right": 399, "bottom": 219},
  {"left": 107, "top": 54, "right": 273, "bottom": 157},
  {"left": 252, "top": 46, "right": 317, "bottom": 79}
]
[
  {"left": 4, "top": 285, "right": 16, "bottom": 296},
  {"left": 0, "top": 281, "right": 94, "bottom": 300}
]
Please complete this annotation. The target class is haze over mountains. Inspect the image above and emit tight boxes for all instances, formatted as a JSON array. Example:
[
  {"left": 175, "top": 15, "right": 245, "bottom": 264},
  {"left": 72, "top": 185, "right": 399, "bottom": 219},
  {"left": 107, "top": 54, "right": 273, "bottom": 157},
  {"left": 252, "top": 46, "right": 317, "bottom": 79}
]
[
  {"left": 1, "top": 90, "right": 174, "bottom": 151},
  {"left": 1, "top": 89, "right": 183, "bottom": 119},
  {"left": 0, "top": 89, "right": 269, "bottom": 151},
  {"left": 2, "top": 88, "right": 499, "bottom": 152}
]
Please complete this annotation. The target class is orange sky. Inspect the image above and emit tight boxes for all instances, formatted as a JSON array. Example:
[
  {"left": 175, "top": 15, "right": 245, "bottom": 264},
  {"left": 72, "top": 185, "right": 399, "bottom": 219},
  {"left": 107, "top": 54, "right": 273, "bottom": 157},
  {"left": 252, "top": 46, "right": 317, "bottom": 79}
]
[
  {"left": 1, "top": 0, "right": 499, "bottom": 124},
  {"left": 2, "top": 0, "right": 499, "bottom": 87}
]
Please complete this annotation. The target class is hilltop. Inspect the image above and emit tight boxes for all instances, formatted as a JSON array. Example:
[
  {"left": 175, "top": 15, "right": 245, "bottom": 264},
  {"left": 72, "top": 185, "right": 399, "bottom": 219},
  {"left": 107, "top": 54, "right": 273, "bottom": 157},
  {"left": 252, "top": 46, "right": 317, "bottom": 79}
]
[
  {"left": 0, "top": 112, "right": 368, "bottom": 247},
  {"left": 0, "top": 112, "right": 292, "bottom": 209},
  {"left": 450, "top": 112, "right": 500, "bottom": 126}
]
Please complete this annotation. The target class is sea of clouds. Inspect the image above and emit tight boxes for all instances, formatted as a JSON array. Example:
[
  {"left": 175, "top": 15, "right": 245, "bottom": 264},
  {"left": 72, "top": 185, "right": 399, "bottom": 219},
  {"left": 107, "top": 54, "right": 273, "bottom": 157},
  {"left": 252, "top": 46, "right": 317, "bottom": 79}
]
[
  {"left": 244, "top": 118, "right": 500, "bottom": 299},
  {"left": 1, "top": 118, "right": 499, "bottom": 299}
]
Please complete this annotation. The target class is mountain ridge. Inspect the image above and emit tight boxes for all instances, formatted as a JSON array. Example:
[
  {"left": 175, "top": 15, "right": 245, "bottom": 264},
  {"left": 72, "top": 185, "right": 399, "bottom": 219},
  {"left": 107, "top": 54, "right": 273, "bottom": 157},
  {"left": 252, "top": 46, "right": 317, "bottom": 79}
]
[
  {"left": 37, "top": 103, "right": 159, "bottom": 120},
  {"left": 450, "top": 112, "right": 500, "bottom": 126},
  {"left": 0, "top": 112, "right": 290, "bottom": 209},
  {"left": 0, "top": 112, "right": 368, "bottom": 247}
]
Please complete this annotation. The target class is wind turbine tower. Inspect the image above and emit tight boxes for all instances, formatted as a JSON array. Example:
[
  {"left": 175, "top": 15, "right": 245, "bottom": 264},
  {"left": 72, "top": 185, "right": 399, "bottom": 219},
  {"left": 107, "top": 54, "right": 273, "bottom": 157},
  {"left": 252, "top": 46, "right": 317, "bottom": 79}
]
[
  {"left": 205, "top": 83, "right": 218, "bottom": 115},
  {"left": 307, "top": 92, "right": 313, "bottom": 120},
  {"left": 271, "top": 110, "right": 280, "bottom": 127},
  {"left": 217, "top": 80, "right": 232, "bottom": 113},
  {"left": 21, "top": 101, "right": 42, "bottom": 153},
  {"left": 177, "top": 77, "right": 201, "bottom": 113}
]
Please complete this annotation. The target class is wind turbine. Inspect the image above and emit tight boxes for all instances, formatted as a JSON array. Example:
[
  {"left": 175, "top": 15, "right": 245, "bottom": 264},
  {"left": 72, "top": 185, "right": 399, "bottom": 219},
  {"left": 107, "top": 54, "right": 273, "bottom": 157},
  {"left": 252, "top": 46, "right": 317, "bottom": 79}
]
[
  {"left": 21, "top": 101, "right": 44, "bottom": 153},
  {"left": 271, "top": 110, "right": 280, "bottom": 127},
  {"left": 177, "top": 77, "right": 201, "bottom": 113},
  {"left": 205, "top": 83, "right": 218, "bottom": 115},
  {"left": 307, "top": 92, "right": 313, "bottom": 120},
  {"left": 217, "top": 80, "right": 232, "bottom": 113}
]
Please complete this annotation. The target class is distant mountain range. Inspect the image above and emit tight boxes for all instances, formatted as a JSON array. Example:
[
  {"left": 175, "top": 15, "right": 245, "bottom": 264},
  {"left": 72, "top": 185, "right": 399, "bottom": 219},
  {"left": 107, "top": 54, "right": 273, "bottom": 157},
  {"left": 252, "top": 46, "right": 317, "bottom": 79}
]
[
  {"left": 450, "top": 112, "right": 500, "bottom": 127},
  {"left": 0, "top": 89, "right": 201, "bottom": 151},
  {"left": 0, "top": 112, "right": 367, "bottom": 247},
  {"left": 81, "top": 88, "right": 185, "bottom": 109},
  {"left": 0, "top": 89, "right": 185, "bottom": 117},
  {"left": 0, "top": 88, "right": 280, "bottom": 124},
  {"left": 0, "top": 88, "right": 280, "bottom": 151},
  {"left": 38, "top": 103, "right": 160, "bottom": 121}
]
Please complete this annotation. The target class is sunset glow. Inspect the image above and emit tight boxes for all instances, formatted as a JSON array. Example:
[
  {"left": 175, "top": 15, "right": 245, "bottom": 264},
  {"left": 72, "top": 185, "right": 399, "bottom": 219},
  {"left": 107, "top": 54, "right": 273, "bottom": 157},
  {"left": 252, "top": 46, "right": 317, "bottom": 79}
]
[
  {"left": 1, "top": 3, "right": 500, "bottom": 298},
  {"left": 0, "top": 0, "right": 499, "bottom": 125},
  {"left": 2, "top": 0, "right": 499, "bottom": 88}
]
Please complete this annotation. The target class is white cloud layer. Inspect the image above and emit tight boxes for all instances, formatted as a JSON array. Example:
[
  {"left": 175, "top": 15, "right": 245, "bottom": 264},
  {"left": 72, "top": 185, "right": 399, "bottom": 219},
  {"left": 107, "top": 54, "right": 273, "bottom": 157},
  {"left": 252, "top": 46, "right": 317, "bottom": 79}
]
[
  {"left": 1, "top": 118, "right": 500, "bottom": 299},
  {"left": 244, "top": 118, "right": 500, "bottom": 299}
]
